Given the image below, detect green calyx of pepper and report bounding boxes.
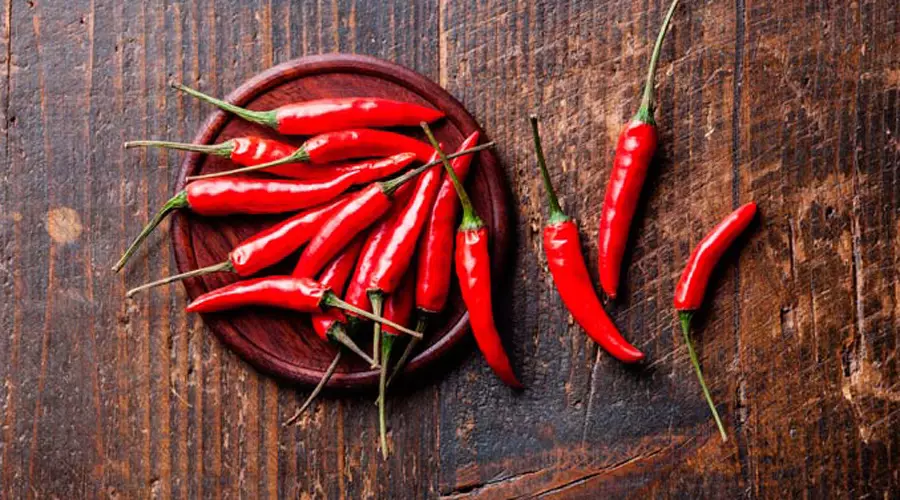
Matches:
[634,0,681,125]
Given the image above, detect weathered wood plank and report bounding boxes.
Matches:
[0,0,898,498]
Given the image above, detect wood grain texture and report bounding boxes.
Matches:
[0,0,897,498]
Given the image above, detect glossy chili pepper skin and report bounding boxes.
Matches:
[416,132,481,313]
[674,202,757,311]
[292,161,428,279]
[229,136,297,166]
[268,153,415,182]
[273,98,445,135]
[343,188,415,315]
[185,174,358,216]
[381,272,415,336]
[597,0,680,299]
[229,195,352,277]
[302,129,435,163]
[544,223,644,362]
[597,121,658,298]
[173,84,444,135]
[456,228,522,388]
[310,236,366,340]
[186,276,327,313]
[368,153,443,295]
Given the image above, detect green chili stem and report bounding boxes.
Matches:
[324,294,422,339]
[126,260,234,297]
[369,292,384,368]
[385,315,427,388]
[378,333,395,459]
[172,83,279,129]
[636,0,681,123]
[124,139,235,157]
[284,351,342,426]
[327,323,376,367]
[679,311,728,442]
[529,115,569,224]
[420,122,483,230]
[113,190,189,272]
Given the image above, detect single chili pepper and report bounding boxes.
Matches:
[422,123,522,388]
[376,270,415,459]
[125,136,297,167]
[598,0,680,299]
[674,201,756,443]
[173,83,445,135]
[184,275,421,338]
[125,195,353,296]
[366,147,441,371]
[112,172,366,272]
[530,116,644,363]
[125,136,418,182]
[284,235,369,426]
[290,143,494,280]
[187,129,435,181]
[388,132,482,384]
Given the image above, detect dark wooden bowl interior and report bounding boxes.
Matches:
[171,54,510,389]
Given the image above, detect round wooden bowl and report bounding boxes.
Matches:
[171,54,510,389]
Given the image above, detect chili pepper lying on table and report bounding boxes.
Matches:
[184,275,421,338]
[376,270,415,458]
[284,235,368,425]
[126,135,417,181]
[388,131,481,384]
[113,172,374,272]
[173,83,445,135]
[187,129,437,180]
[530,116,644,363]
[422,123,522,389]
[125,194,354,297]
[598,0,681,299]
[675,201,757,443]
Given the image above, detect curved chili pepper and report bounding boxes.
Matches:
[184,276,421,338]
[598,0,680,299]
[173,83,444,135]
[674,201,757,443]
[125,195,353,296]
[376,270,415,458]
[530,116,644,363]
[187,129,435,181]
[388,132,482,384]
[422,124,522,388]
[284,235,369,426]
[112,173,365,272]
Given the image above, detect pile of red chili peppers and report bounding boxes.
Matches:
[118,0,759,454]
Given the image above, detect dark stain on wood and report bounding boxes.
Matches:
[0,0,897,498]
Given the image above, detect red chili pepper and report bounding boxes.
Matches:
[530,116,644,363]
[184,275,421,338]
[376,270,415,458]
[187,129,435,181]
[388,132,482,384]
[674,201,757,443]
[125,195,353,296]
[112,173,367,272]
[365,147,441,387]
[173,83,444,135]
[284,235,370,425]
[125,136,297,167]
[422,124,522,389]
[597,0,680,299]
[125,136,419,182]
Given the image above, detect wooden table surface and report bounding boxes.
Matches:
[1,0,898,498]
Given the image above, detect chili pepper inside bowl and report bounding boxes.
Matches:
[167,54,511,389]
